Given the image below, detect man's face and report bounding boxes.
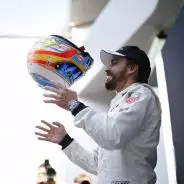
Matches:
[105,56,129,90]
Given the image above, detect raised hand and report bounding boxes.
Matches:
[43,81,78,110]
[35,120,67,144]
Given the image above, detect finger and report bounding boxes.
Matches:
[43,99,60,104]
[37,137,50,142]
[52,122,62,127]
[43,99,67,104]
[40,120,53,128]
[44,86,60,94]
[44,87,67,98]
[43,93,60,99]
[36,126,50,132]
[35,132,47,137]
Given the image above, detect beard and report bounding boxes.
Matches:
[105,70,126,91]
[105,75,117,90]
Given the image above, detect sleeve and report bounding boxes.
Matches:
[63,140,98,175]
[73,90,154,150]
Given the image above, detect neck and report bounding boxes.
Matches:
[115,78,137,93]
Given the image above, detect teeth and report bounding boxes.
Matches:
[106,76,112,80]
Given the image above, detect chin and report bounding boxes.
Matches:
[105,81,116,91]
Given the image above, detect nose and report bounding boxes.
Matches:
[105,68,109,73]
[105,64,111,71]
[105,68,111,75]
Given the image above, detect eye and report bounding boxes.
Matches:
[111,59,118,65]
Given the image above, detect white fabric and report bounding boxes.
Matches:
[63,83,161,184]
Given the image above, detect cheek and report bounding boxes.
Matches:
[112,67,126,77]
[111,66,121,74]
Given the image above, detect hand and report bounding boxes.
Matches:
[43,81,78,110]
[35,120,67,144]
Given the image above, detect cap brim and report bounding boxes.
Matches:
[100,50,126,66]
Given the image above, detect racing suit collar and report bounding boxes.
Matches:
[111,83,141,105]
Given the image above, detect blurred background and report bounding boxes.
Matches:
[0,0,184,183]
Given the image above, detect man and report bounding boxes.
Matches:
[35,46,161,184]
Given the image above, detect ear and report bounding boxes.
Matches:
[127,64,139,75]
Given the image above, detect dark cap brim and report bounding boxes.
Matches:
[100,50,126,66]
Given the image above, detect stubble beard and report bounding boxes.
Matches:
[105,75,117,90]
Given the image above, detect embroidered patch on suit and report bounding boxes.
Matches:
[126,97,137,104]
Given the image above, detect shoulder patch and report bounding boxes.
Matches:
[126,97,137,104]
[125,92,140,104]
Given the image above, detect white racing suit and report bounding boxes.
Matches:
[63,83,161,184]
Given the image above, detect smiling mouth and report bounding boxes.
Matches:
[106,75,113,81]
